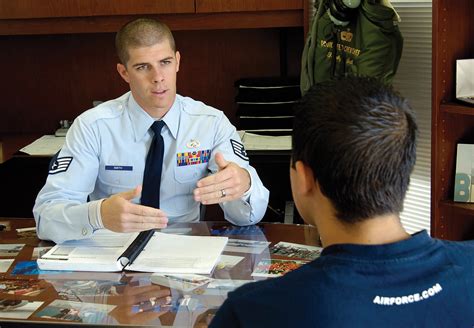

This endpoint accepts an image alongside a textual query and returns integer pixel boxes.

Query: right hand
[101,186,168,232]
[109,284,172,325]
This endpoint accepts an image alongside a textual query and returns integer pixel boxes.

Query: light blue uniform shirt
[34,92,269,243]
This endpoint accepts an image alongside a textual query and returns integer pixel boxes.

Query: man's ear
[175,51,181,72]
[294,161,316,196]
[117,63,130,83]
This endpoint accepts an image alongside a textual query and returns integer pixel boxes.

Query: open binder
[37,230,228,274]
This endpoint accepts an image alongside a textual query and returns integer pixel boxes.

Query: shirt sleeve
[207,113,269,226]
[33,116,101,243]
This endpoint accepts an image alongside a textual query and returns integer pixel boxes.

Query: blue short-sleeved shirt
[211,231,474,327]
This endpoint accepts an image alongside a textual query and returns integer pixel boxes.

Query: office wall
[0,28,303,135]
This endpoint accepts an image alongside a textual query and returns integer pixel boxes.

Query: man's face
[117,40,180,117]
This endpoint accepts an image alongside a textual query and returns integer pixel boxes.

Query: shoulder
[435,238,474,262]
[214,264,323,326]
[178,95,224,119]
[75,93,129,126]
[229,261,321,301]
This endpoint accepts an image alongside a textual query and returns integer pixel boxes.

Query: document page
[127,232,228,274]
[37,230,139,272]
[19,135,65,155]
[240,132,291,150]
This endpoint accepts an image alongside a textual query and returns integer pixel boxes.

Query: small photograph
[16,227,37,239]
[270,242,323,261]
[0,244,25,257]
[130,294,177,314]
[32,246,53,260]
[151,273,213,292]
[0,221,11,232]
[211,225,265,236]
[0,259,14,273]
[0,278,49,297]
[453,143,474,203]
[11,261,70,275]
[215,255,244,270]
[0,299,43,319]
[251,259,307,278]
[224,239,270,254]
[33,299,115,324]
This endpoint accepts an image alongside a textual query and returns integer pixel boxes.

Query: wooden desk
[0,218,319,327]
[0,134,41,164]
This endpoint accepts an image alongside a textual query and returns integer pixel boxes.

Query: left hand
[193,152,251,204]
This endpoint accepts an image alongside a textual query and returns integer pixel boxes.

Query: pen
[16,227,36,233]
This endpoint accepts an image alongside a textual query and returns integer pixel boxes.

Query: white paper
[216,255,244,269]
[19,135,65,155]
[0,244,25,257]
[239,132,291,150]
[38,230,228,274]
[0,301,43,319]
[456,59,474,104]
[128,232,228,274]
[0,259,14,273]
[59,230,138,248]
[37,230,138,272]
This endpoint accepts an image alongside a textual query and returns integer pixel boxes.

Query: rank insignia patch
[49,156,73,174]
[230,139,249,161]
[177,150,211,167]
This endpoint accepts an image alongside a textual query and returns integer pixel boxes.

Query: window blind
[304,0,432,233]
[391,0,432,234]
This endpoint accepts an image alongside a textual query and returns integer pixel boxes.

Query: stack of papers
[37,230,228,274]
[239,131,291,150]
[20,135,65,156]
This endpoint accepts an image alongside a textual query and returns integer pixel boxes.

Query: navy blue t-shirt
[210,231,474,327]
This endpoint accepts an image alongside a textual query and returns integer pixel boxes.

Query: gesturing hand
[193,152,251,205]
[109,284,172,325]
[101,186,168,232]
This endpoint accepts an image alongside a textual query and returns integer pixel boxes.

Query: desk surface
[0,218,319,327]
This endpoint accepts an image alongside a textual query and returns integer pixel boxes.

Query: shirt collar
[320,230,434,260]
[127,93,180,142]
[161,95,180,140]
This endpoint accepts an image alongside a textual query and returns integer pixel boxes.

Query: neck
[145,105,171,120]
[319,213,410,247]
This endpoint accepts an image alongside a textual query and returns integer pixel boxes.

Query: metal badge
[186,139,200,148]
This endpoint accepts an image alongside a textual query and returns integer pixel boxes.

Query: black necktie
[141,120,165,208]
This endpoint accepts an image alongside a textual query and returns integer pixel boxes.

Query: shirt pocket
[172,164,208,211]
[174,164,206,183]
[98,169,142,196]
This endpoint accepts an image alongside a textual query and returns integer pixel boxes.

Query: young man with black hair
[211,76,474,327]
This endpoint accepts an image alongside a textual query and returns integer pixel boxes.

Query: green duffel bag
[301,0,403,95]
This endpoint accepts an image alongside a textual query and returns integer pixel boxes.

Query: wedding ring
[220,189,226,198]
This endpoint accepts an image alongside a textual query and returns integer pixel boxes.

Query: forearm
[34,199,102,243]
